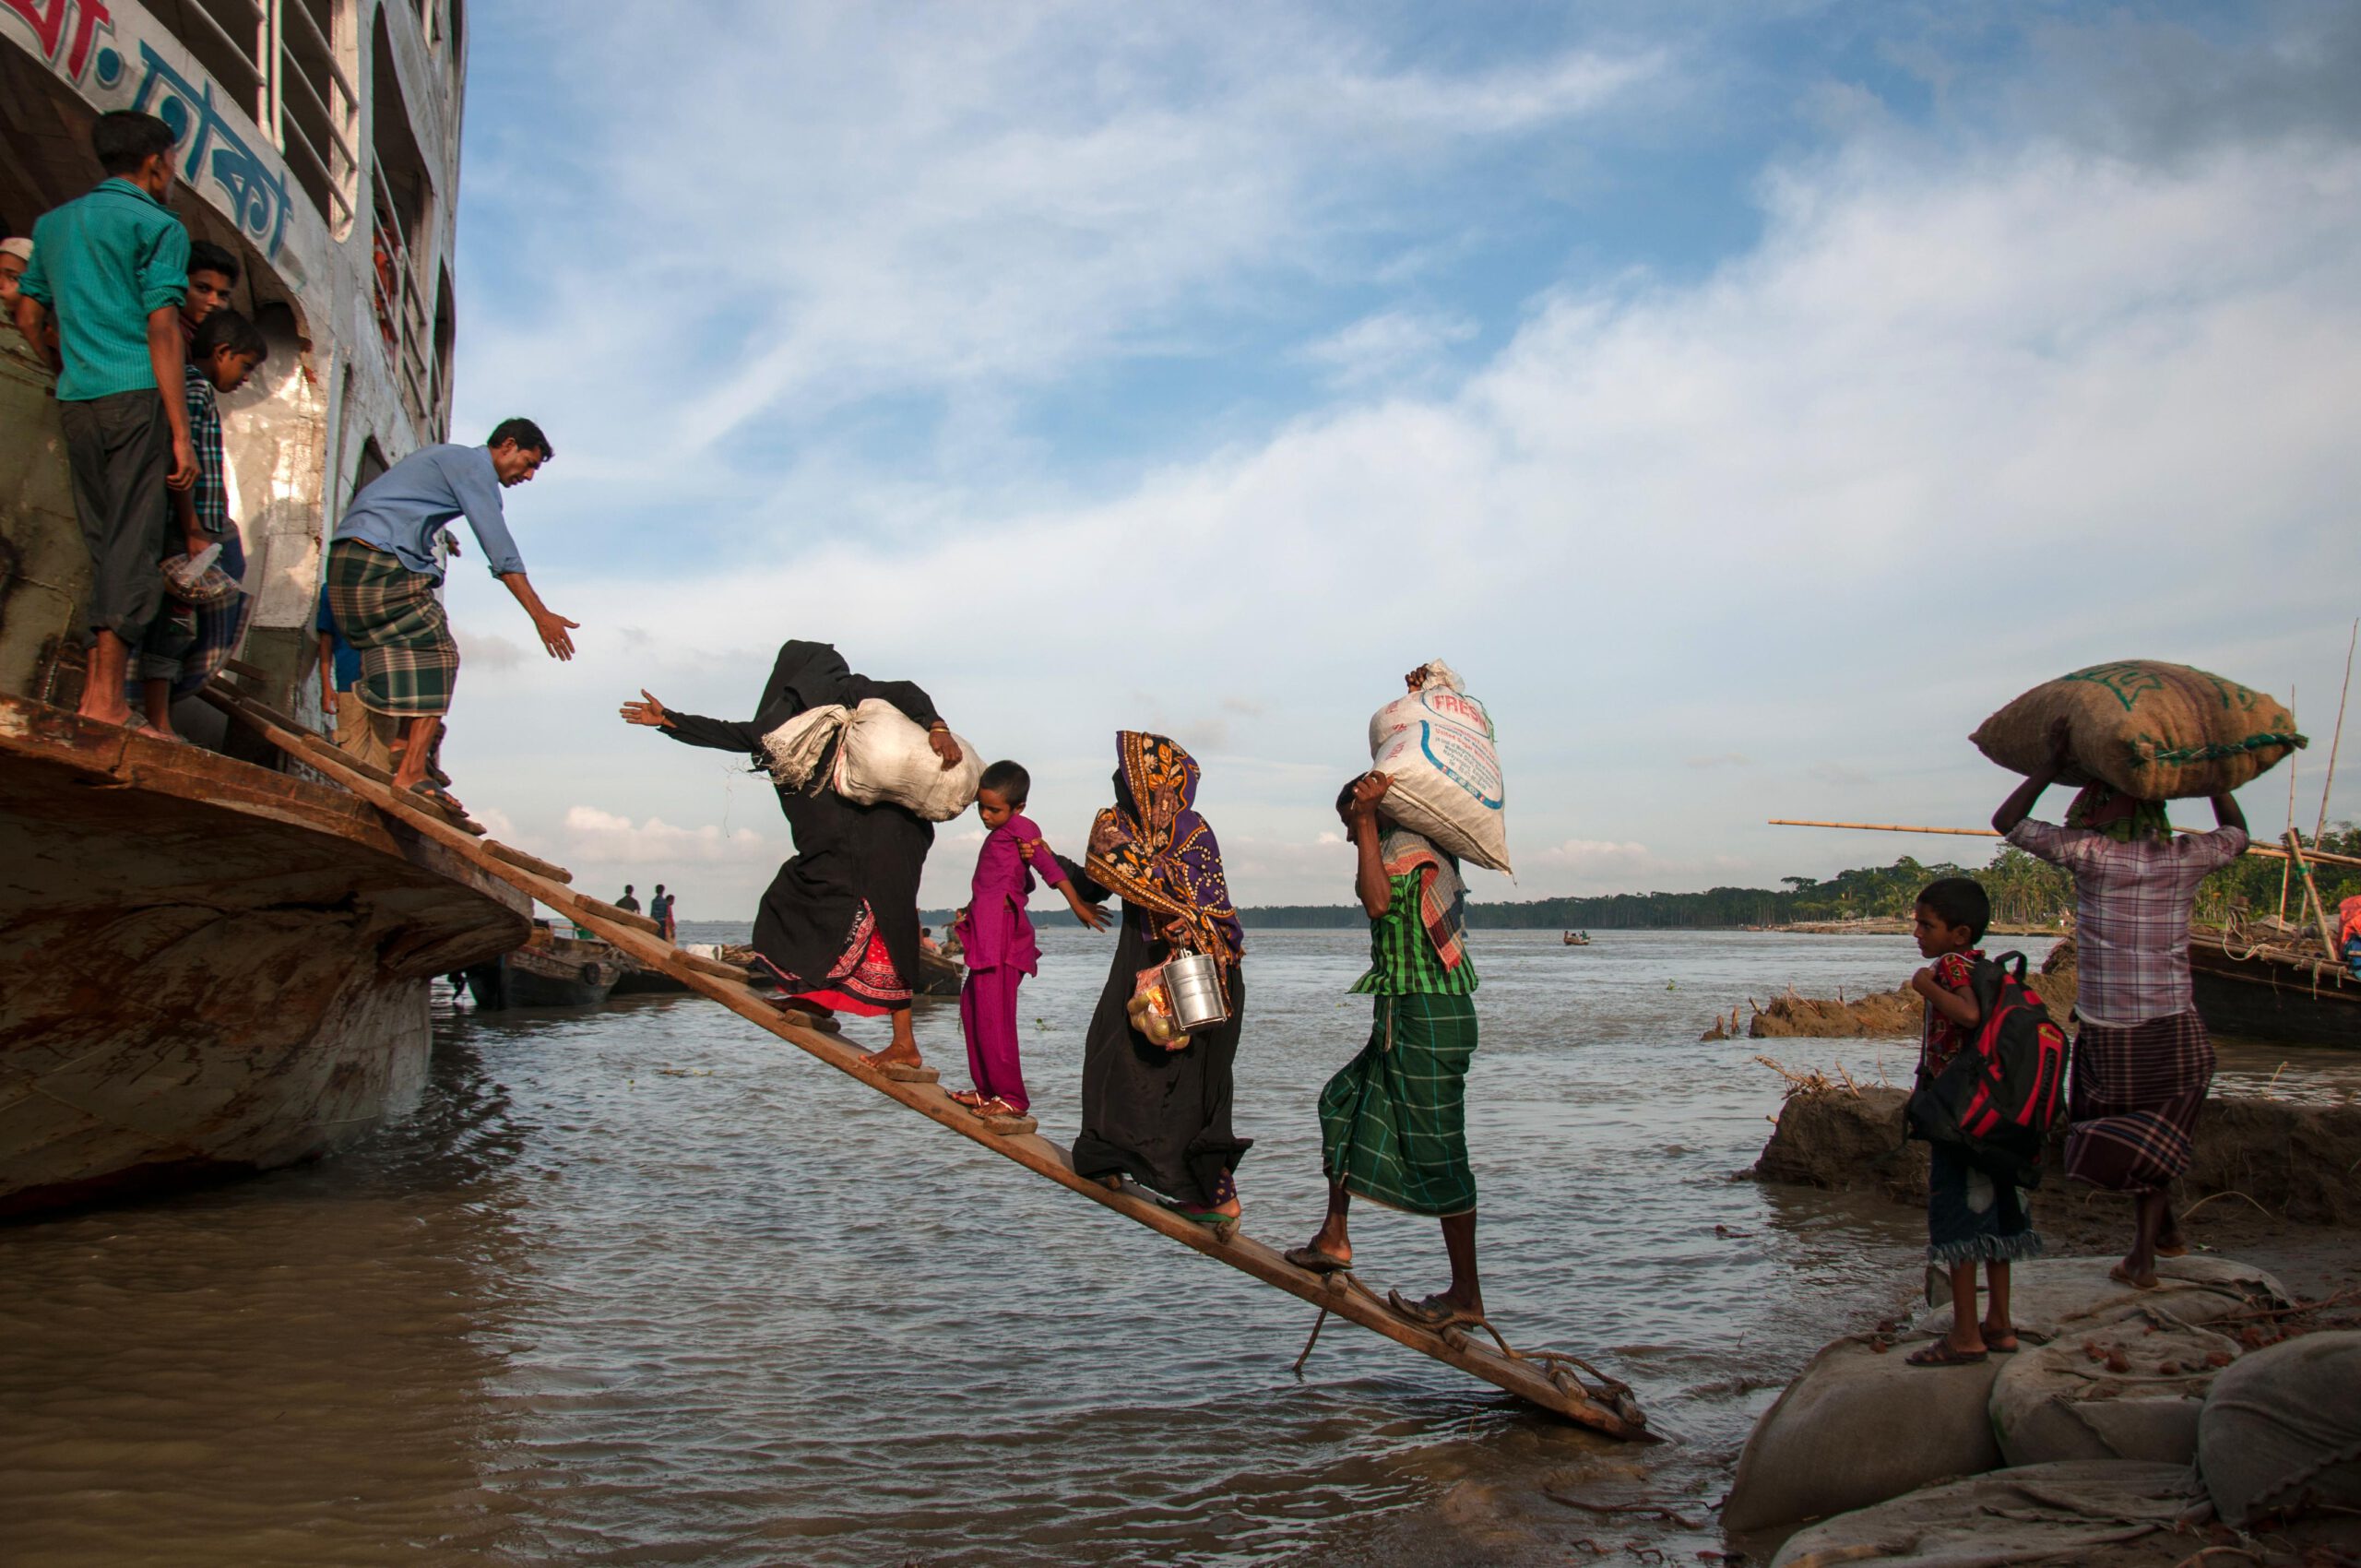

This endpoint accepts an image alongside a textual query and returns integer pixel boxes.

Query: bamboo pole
[2285,829,2341,963]
[2280,683,2298,925]
[2315,620,2356,848]
[196,684,1648,1439]
[1761,818,2357,867]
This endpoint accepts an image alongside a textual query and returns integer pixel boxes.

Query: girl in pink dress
[951,761,1106,1126]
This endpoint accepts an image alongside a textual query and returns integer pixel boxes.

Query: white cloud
[559,805,776,866]
[1299,308,1480,389]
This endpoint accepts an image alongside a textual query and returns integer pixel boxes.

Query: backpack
[1904,951,2069,1188]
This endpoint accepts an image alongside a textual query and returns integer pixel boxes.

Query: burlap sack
[1972,661,2304,800]
[1722,1336,2003,1533]
[761,700,983,822]
[2199,1330,2361,1526]
[1989,1315,2238,1466]
[1767,1461,2207,1568]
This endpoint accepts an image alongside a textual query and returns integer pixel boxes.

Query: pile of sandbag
[1726,1256,2287,1536]
[1973,660,2304,800]
[1367,659,1511,873]
[760,700,982,822]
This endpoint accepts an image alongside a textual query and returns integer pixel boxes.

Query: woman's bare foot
[860,1042,923,1070]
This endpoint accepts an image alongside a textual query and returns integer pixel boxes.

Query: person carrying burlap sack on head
[1991,718,2248,1291]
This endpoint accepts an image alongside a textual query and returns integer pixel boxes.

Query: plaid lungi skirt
[1318,992,1478,1218]
[324,540,457,717]
[2065,1008,2214,1194]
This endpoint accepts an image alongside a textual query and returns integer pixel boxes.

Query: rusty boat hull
[0,697,530,1217]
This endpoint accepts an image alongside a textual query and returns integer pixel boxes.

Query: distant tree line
[1238,826,2358,931]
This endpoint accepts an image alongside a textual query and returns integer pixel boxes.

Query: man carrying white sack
[1991,718,2248,1292]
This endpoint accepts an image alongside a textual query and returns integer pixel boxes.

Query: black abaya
[660,642,940,1009]
[1067,873,1251,1207]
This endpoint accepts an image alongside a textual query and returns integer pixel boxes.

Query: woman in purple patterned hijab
[1064,732,1251,1236]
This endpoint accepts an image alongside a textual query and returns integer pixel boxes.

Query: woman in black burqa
[620,640,961,1075]
[1060,731,1251,1236]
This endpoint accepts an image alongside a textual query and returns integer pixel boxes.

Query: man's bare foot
[1979,1320,2020,1352]
[2109,1260,2160,1291]
[1283,1241,1351,1274]
[79,700,137,727]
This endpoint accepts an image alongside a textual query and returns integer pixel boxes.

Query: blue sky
[429,1,2361,916]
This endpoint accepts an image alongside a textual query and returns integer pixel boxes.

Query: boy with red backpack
[1904,876,2045,1367]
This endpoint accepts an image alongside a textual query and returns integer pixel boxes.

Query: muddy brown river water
[4,930,2354,1565]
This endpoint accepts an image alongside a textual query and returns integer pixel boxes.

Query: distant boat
[2187,924,2358,1050]
[1561,931,1593,946]
[462,927,621,1010]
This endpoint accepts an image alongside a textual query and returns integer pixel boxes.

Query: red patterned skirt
[2064,1009,2213,1194]
[758,900,909,1017]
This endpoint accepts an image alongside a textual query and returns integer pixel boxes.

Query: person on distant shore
[652,884,676,939]
[14,112,197,731]
[1287,771,1488,1331]
[948,760,1106,1128]
[620,641,960,1076]
[129,306,268,732]
[616,885,641,914]
[1993,719,2248,1290]
[1903,876,2037,1367]
[325,418,577,816]
[1063,733,1250,1235]
[179,240,237,345]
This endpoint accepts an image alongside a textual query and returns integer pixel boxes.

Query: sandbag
[1723,1336,2002,1533]
[2199,1330,2361,1526]
[1917,1255,2286,1342]
[1990,1314,2237,1467]
[1367,661,1511,873]
[759,701,982,822]
[1766,1461,2206,1568]
[1972,661,2304,800]
[834,699,982,821]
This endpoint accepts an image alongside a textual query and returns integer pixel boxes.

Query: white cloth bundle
[760,700,981,822]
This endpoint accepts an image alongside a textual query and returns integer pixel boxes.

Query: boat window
[370,5,440,437]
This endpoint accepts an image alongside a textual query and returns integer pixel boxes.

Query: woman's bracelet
[927,720,949,733]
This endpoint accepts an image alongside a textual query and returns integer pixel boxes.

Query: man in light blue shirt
[320,417,578,814]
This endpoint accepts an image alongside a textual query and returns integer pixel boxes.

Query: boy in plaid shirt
[135,308,267,733]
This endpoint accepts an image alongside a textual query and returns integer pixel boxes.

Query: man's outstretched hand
[533,607,579,660]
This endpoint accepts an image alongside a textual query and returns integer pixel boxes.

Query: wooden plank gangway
[198,683,1651,1440]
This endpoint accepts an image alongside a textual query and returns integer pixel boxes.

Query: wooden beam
[199,685,1650,1438]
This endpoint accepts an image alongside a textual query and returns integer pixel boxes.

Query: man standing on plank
[1992,718,2248,1291]
[323,418,577,815]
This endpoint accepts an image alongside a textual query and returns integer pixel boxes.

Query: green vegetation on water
[1240,827,2361,931]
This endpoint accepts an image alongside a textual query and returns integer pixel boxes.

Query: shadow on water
[5,930,2337,1564]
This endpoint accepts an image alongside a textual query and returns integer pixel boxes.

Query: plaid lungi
[2065,1009,2214,1194]
[324,540,458,717]
[1318,992,1478,1218]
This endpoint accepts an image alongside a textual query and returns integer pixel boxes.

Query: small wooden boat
[2188,925,2358,1050]
[462,927,622,1010]
[1561,931,1592,946]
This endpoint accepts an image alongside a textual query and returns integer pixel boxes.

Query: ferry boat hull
[0,697,529,1217]
[2189,934,2359,1051]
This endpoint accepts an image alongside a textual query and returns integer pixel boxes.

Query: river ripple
[4,929,2351,1565]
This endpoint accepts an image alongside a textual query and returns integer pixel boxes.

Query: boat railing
[160,0,361,236]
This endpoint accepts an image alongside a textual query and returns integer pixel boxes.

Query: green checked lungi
[1318,992,1479,1218]
[324,540,458,717]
